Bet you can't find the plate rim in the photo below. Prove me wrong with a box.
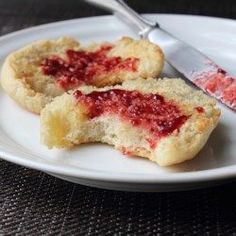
[0,14,236,184]
[1,148,236,183]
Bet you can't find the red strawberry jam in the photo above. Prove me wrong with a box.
[41,45,139,90]
[194,68,236,110]
[74,89,190,148]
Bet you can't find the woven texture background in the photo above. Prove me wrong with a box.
[1,0,236,235]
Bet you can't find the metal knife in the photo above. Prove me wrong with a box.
[84,0,236,111]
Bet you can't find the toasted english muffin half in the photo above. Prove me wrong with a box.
[40,78,220,166]
[1,37,164,113]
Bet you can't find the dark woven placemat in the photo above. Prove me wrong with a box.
[1,160,236,235]
[1,0,236,235]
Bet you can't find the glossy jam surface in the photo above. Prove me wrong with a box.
[74,89,189,141]
[41,45,139,90]
[194,69,236,110]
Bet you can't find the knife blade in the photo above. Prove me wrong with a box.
[84,0,236,111]
[148,28,236,110]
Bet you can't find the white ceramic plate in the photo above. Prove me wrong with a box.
[0,14,235,192]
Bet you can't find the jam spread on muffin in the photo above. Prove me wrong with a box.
[74,89,190,147]
[41,45,139,90]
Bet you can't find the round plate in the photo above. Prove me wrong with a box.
[0,14,235,192]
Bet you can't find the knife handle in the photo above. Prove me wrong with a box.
[84,0,158,37]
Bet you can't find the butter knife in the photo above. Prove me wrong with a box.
[84,0,236,111]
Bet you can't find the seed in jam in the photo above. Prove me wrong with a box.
[41,45,139,90]
[195,106,204,113]
[74,89,190,145]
